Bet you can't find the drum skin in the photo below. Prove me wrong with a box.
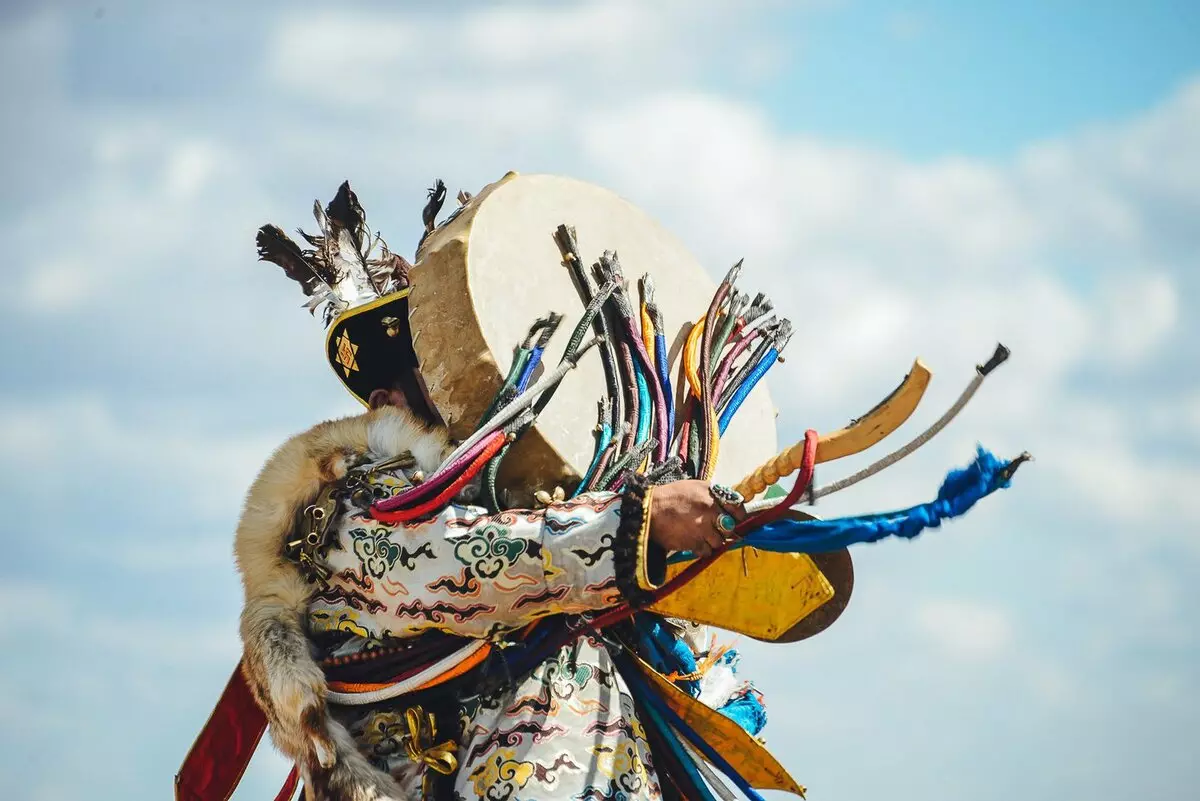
[410,172,778,502]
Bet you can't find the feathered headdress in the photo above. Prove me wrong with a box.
[255,181,413,325]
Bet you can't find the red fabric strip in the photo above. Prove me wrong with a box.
[175,661,268,801]
[273,765,300,801]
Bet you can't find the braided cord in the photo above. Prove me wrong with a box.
[718,348,778,435]
[479,347,530,426]
[572,420,613,498]
[654,331,674,443]
[633,360,652,446]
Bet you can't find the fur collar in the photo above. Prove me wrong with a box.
[235,404,452,607]
[234,405,452,797]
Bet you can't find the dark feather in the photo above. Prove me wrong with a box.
[325,181,367,254]
[367,246,413,291]
[422,179,447,232]
[296,228,324,248]
[255,225,325,296]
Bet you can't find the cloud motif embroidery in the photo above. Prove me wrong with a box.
[454,523,527,578]
[349,527,404,578]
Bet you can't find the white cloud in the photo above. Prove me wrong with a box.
[264,0,778,114]
[458,2,660,67]
[0,579,71,637]
[913,598,1016,661]
[21,259,95,312]
[0,397,279,520]
[1096,271,1179,365]
[1037,399,1200,529]
[163,140,228,200]
[265,11,424,103]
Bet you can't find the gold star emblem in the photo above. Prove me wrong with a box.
[335,330,359,376]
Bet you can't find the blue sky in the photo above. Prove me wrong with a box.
[760,0,1200,157]
[1,2,1197,800]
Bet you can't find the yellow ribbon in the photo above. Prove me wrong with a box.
[402,706,458,777]
[682,319,721,480]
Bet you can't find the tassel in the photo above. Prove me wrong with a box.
[718,688,767,738]
[634,614,701,697]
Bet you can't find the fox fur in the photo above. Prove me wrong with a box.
[234,405,452,800]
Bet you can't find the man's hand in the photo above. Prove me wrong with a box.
[648,480,744,557]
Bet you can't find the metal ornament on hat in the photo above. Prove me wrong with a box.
[334,329,360,376]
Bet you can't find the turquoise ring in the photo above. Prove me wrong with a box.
[709,483,745,510]
[714,512,737,535]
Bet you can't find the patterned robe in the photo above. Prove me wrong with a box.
[310,469,664,800]
[235,406,762,801]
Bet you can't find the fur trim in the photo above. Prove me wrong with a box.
[235,405,452,799]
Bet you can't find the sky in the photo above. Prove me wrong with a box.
[1,1,1198,799]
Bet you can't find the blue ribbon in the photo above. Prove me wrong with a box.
[635,687,720,801]
[719,689,768,737]
[741,446,1017,553]
[634,614,701,696]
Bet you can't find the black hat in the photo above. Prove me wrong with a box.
[255,181,434,414]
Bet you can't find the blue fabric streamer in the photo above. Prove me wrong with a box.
[703,649,767,737]
[665,446,1019,565]
[719,348,778,434]
[654,332,675,441]
[740,446,1017,553]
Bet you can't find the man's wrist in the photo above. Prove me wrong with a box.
[613,475,666,606]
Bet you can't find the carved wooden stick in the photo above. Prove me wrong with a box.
[735,359,932,498]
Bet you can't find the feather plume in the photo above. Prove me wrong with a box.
[324,181,366,254]
[255,181,409,325]
[365,240,413,294]
[255,224,327,296]
[422,179,447,232]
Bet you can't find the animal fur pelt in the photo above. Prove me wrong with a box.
[235,405,452,800]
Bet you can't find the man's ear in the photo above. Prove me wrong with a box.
[367,388,391,409]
